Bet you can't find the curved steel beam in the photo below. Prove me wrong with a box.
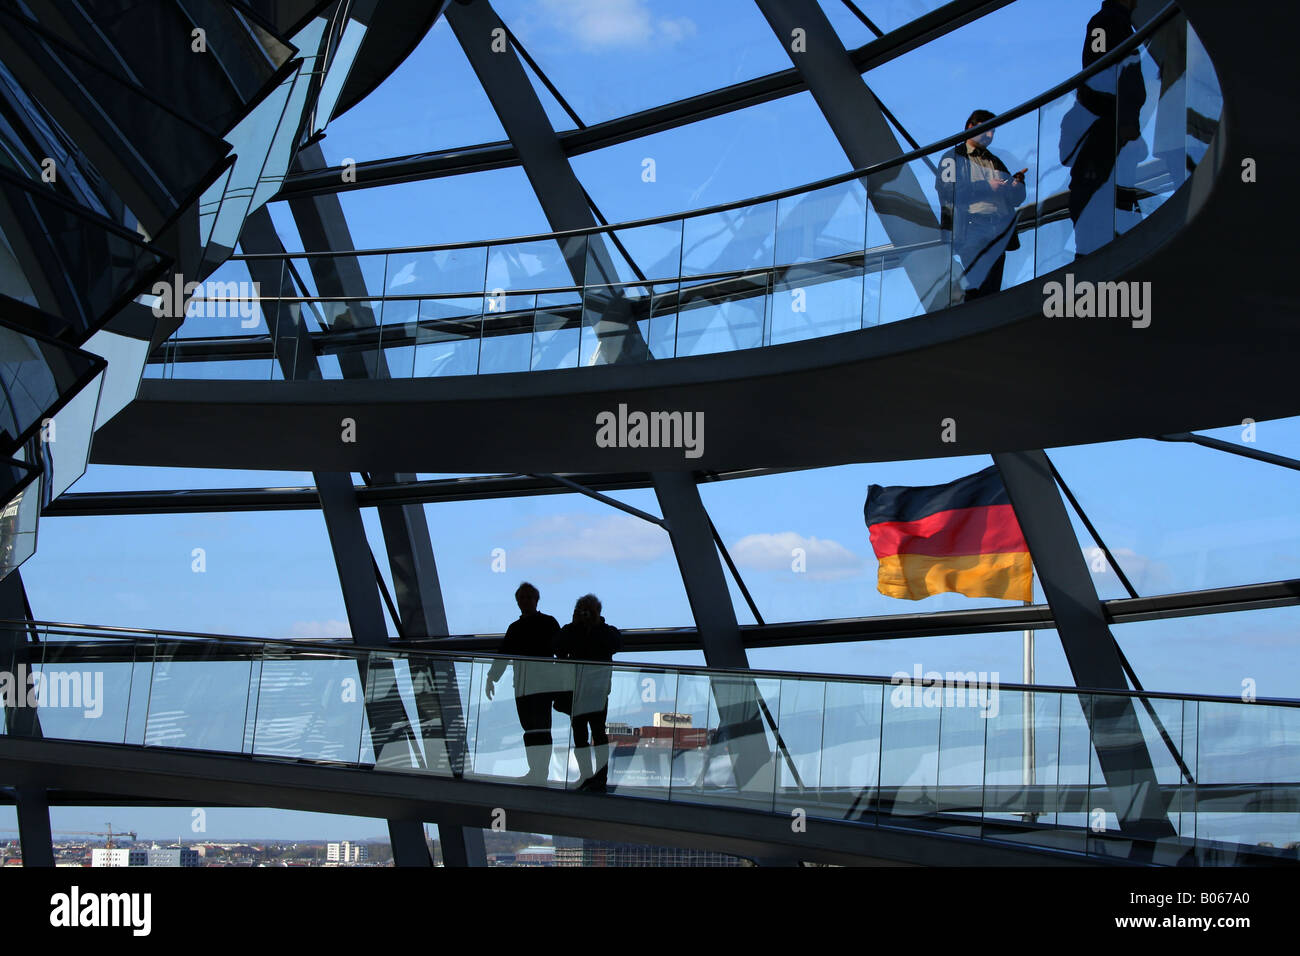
[277,0,1013,197]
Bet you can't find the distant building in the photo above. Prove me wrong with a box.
[553,836,749,867]
[144,848,201,867]
[513,845,555,867]
[91,848,147,867]
[653,713,692,727]
[327,841,369,864]
[90,846,197,867]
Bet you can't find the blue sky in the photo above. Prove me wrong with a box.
[9,0,1294,842]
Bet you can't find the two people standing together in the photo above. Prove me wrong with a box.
[485,582,621,792]
[935,0,1148,299]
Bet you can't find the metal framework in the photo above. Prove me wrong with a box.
[2,0,1295,868]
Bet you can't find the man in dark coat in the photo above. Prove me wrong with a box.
[1064,0,1147,257]
[486,582,561,784]
[935,109,1027,301]
[556,593,622,792]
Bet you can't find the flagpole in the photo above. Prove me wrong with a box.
[1022,578,1038,823]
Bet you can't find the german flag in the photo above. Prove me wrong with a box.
[864,465,1032,602]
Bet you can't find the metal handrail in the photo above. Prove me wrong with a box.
[10,616,1295,709]
[228,3,1182,261]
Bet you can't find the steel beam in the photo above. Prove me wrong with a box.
[241,209,443,863]
[14,785,54,867]
[276,0,1014,198]
[438,823,487,868]
[278,147,482,862]
[286,143,453,640]
[994,450,1175,843]
[652,472,746,668]
[755,0,950,311]
[252,143,484,867]
[387,818,433,866]
[444,0,772,791]
[444,0,649,364]
[0,735,1131,867]
[0,572,50,866]
[0,570,40,739]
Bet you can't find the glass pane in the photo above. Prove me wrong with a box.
[1037,89,1087,275]
[487,236,586,295]
[598,668,677,798]
[588,222,683,286]
[869,155,951,323]
[934,697,987,837]
[119,641,156,747]
[1195,700,1300,862]
[385,246,487,299]
[466,655,573,787]
[669,673,777,812]
[23,641,131,744]
[879,681,941,821]
[675,273,768,356]
[771,261,864,344]
[531,292,582,371]
[412,298,482,377]
[774,677,825,816]
[316,299,384,379]
[361,652,418,770]
[479,293,536,374]
[250,646,367,764]
[82,328,152,429]
[143,641,255,753]
[376,296,419,379]
[817,680,883,823]
[580,281,673,364]
[405,656,475,778]
[681,201,776,278]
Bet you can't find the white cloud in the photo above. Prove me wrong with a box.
[537,0,697,50]
[285,619,351,640]
[731,531,865,581]
[512,513,670,565]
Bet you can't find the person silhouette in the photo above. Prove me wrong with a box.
[556,594,622,793]
[935,109,1027,301]
[486,582,561,784]
[1062,0,1147,257]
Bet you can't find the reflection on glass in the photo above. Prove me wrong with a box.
[531,292,582,371]
[480,293,536,374]
[251,646,367,763]
[23,641,131,744]
[412,298,482,377]
[143,641,254,753]
[488,237,586,295]
[0,629,1292,863]
[386,246,488,299]
[676,274,768,356]
[158,14,1216,385]
[681,201,776,278]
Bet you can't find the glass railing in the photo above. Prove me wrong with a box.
[3,627,1294,865]
[151,7,1221,382]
